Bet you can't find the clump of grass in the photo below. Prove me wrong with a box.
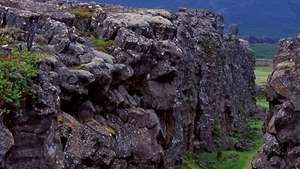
[0,49,44,106]
[91,37,113,53]
[69,6,96,18]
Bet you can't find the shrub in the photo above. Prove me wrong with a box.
[0,26,25,46]
[0,49,43,106]
[0,35,10,46]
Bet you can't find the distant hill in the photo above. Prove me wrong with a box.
[250,43,278,59]
[81,0,300,38]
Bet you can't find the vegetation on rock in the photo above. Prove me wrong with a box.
[198,37,217,58]
[0,0,258,168]
[0,35,10,46]
[0,26,23,46]
[0,49,43,105]
[91,37,113,53]
[255,96,269,110]
[69,6,96,17]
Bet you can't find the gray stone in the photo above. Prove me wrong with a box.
[0,1,256,169]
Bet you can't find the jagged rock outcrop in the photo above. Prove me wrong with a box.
[0,0,256,169]
[252,35,300,169]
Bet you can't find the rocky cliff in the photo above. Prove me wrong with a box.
[252,35,300,169]
[0,0,256,168]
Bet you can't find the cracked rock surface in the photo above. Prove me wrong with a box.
[252,35,300,169]
[0,0,256,168]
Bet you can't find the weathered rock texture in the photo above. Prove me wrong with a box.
[0,0,256,168]
[252,36,300,169]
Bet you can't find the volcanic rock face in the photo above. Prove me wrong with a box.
[0,0,256,169]
[252,36,300,169]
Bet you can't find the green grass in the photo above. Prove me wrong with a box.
[255,66,272,86]
[256,96,269,110]
[91,37,113,53]
[182,119,263,169]
[250,43,278,59]
[182,153,206,169]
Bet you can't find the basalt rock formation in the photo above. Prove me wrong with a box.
[0,0,256,168]
[252,35,300,169]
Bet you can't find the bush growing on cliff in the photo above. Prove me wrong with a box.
[0,26,25,46]
[0,35,10,46]
[0,49,42,105]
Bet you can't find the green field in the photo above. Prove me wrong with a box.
[250,43,278,59]
[255,66,272,86]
